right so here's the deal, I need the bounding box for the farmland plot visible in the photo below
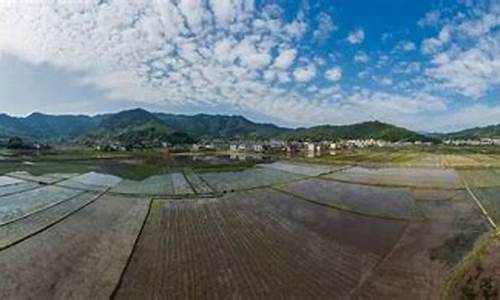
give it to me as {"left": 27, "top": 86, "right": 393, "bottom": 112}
{"left": 469, "top": 187, "right": 500, "bottom": 224}
{"left": 459, "top": 169, "right": 500, "bottom": 224}
{"left": 411, "top": 188, "right": 463, "bottom": 202}
{"left": 6, "top": 171, "right": 76, "bottom": 184}
{"left": 442, "top": 155, "right": 482, "bottom": 168}
{"left": 57, "top": 172, "right": 122, "bottom": 192}
{"left": 0, "top": 191, "right": 101, "bottom": 249}
{"left": 0, "top": 194, "right": 149, "bottom": 299}
{"left": 0, "top": 186, "right": 83, "bottom": 225}
{"left": 351, "top": 192, "right": 488, "bottom": 299}
{"left": 183, "top": 170, "right": 214, "bottom": 194}
{"left": 0, "top": 176, "right": 23, "bottom": 187}
{"left": 0, "top": 181, "right": 40, "bottom": 197}
{"left": 111, "top": 174, "right": 174, "bottom": 195}
{"left": 171, "top": 172, "right": 194, "bottom": 195}
{"left": 326, "top": 166, "right": 462, "bottom": 189}
{"left": 458, "top": 169, "right": 500, "bottom": 188}
{"left": 115, "top": 189, "right": 407, "bottom": 298}
{"left": 200, "top": 168, "right": 304, "bottom": 192}
{"left": 259, "top": 161, "right": 335, "bottom": 176}
{"left": 279, "top": 178, "right": 414, "bottom": 220}
{"left": 234, "top": 188, "right": 408, "bottom": 256}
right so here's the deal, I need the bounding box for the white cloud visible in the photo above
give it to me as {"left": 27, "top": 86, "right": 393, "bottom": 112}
{"left": 273, "top": 48, "right": 297, "bottom": 69}
{"left": 293, "top": 64, "right": 316, "bottom": 82}
{"left": 325, "top": 66, "right": 342, "bottom": 81}
{"left": 0, "top": 1, "right": 483, "bottom": 131}
{"left": 421, "top": 25, "right": 451, "bottom": 54}
{"left": 347, "top": 28, "right": 365, "bottom": 44}
{"left": 313, "top": 13, "right": 337, "bottom": 41}
{"left": 426, "top": 46, "right": 500, "bottom": 98}
{"left": 395, "top": 40, "right": 416, "bottom": 52}
{"left": 233, "top": 38, "right": 272, "bottom": 69}
{"left": 283, "top": 18, "right": 307, "bottom": 38}
{"left": 431, "top": 104, "right": 500, "bottom": 132}
{"left": 178, "top": 0, "right": 207, "bottom": 34}
{"left": 354, "top": 51, "right": 370, "bottom": 63}
{"left": 423, "top": 4, "right": 500, "bottom": 98}
{"left": 379, "top": 78, "right": 393, "bottom": 86}
{"left": 393, "top": 61, "right": 421, "bottom": 74}
{"left": 418, "top": 10, "right": 441, "bottom": 27}
{"left": 210, "top": 0, "right": 236, "bottom": 27}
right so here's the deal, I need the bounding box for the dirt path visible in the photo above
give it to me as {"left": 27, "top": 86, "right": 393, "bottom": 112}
{"left": 463, "top": 182, "right": 500, "bottom": 240}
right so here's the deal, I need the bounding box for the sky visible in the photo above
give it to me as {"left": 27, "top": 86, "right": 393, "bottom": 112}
{"left": 0, "top": 0, "right": 499, "bottom": 132}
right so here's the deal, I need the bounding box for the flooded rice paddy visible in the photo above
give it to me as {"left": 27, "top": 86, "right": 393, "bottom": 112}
{"left": 0, "top": 161, "right": 498, "bottom": 299}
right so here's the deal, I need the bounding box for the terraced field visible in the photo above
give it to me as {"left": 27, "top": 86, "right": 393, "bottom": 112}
{"left": 0, "top": 161, "right": 497, "bottom": 299}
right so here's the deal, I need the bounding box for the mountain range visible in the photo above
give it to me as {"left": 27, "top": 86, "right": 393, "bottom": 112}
{"left": 0, "top": 108, "right": 495, "bottom": 145}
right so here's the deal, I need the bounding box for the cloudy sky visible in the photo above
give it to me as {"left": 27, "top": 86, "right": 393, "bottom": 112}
{"left": 0, "top": 0, "right": 499, "bottom": 132}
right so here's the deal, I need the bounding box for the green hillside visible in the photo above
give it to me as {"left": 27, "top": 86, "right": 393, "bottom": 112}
{"left": 281, "top": 121, "right": 435, "bottom": 142}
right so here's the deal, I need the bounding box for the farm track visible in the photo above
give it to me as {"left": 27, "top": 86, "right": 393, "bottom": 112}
{"left": 0, "top": 194, "right": 150, "bottom": 299}
{"left": 463, "top": 182, "right": 500, "bottom": 239}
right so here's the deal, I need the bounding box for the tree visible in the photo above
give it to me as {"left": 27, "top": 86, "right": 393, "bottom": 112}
{"left": 7, "top": 137, "right": 24, "bottom": 149}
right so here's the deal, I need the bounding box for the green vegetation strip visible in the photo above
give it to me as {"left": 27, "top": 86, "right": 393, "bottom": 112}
{"left": 270, "top": 186, "right": 409, "bottom": 222}
{"left": 441, "top": 236, "right": 493, "bottom": 300}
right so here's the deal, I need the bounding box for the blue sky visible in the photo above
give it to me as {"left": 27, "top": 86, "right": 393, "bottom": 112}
{"left": 0, "top": 0, "right": 499, "bottom": 132}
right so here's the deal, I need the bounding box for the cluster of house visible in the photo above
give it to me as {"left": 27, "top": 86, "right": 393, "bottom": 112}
{"left": 91, "top": 138, "right": 435, "bottom": 153}
{"left": 443, "top": 138, "right": 500, "bottom": 146}
{"left": 210, "top": 138, "right": 433, "bottom": 155}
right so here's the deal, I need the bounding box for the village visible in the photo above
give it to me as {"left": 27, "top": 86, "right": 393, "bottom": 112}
{"left": 195, "top": 138, "right": 434, "bottom": 156}
{"left": 443, "top": 138, "right": 500, "bottom": 146}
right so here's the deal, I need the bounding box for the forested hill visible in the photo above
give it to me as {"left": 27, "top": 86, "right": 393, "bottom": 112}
{"left": 280, "top": 121, "right": 434, "bottom": 142}
{"left": 0, "top": 109, "right": 435, "bottom": 143}
{"left": 441, "top": 124, "right": 500, "bottom": 139}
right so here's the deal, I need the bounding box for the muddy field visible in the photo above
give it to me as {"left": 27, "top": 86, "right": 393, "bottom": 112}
{"left": 114, "top": 190, "right": 404, "bottom": 298}
{"left": 0, "top": 161, "right": 497, "bottom": 299}
{"left": 352, "top": 192, "right": 488, "bottom": 299}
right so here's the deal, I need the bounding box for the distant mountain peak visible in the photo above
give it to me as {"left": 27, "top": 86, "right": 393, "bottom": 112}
{"left": 0, "top": 108, "right": 439, "bottom": 143}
